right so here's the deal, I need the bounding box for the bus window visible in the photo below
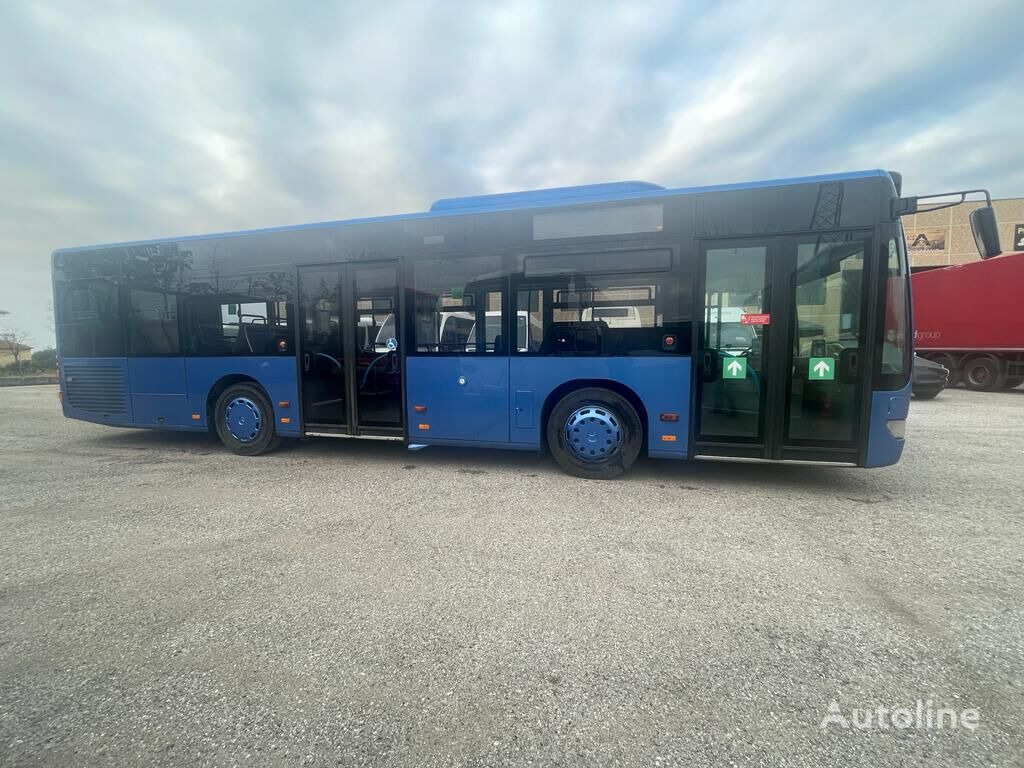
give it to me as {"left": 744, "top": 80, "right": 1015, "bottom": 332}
{"left": 128, "top": 288, "right": 180, "bottom": 355}
{"left": 465, "top": 310, "right": 531, "bottom": 352}
{"left": 581, "top": 306, "right": 642, "bottom": 328}
{"left": 880, "top": 237, "right": 910, "bottom": 385}
{"left": 515, "top": 276, "right": 681, "bottom": 355}
{"left": 374, "top": 313, "right": 396, "bottom": 350}
{"left": 412, "top": 255, "right": 503, "bottom": 353}
{"left": 439, "top": 313, "right": 474, "bottom": 351}
{"left": 55, "top": 278, "right": 124, "bottom": 357}
{"left": 708, "top": 322, "right": 756, "bottom": 351}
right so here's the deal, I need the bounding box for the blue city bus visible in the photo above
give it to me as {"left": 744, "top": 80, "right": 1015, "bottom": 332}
{"left": 51, "top": 170, "right": 1000, "bottom": 478}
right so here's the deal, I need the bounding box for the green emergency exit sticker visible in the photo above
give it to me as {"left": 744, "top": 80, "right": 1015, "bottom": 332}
{"left": 722, "top": 357, "right": 747, "bottom": 379}
{"left": 809, "top": 357, "right": 835, "bottom": 380}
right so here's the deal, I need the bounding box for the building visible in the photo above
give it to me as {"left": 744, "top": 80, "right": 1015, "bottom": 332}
{"left": 903, "top": 197, "right": 1024, "bottom": 271}
{"left": 0, "top": 340, "right": 33, "bottom": 365}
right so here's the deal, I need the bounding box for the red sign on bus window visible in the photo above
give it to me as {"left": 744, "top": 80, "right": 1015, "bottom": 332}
{"left": 740, "top": 313, "right": 771, "bottom": 325}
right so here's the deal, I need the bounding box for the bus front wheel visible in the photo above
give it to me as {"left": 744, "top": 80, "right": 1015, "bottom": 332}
{"left": 214, "top": 383, "right": 281, "bottom": 456}
{"left": 547, "top": 388, "right": 642, "bottom": 480}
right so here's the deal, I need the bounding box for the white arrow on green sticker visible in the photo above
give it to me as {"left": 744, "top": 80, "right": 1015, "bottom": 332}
{"left": 809, "top": 357, "right": 834, "bottom": 380}
{"left": 722, "top": 357, "right": 747, "bottom": 379}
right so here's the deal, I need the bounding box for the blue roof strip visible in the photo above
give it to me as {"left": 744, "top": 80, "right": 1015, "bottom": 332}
{"left": 52, "top": 169, "right": 890, "bottom": 255}
{"left": 429, "top": 180, "right": 665, "bottom": 212}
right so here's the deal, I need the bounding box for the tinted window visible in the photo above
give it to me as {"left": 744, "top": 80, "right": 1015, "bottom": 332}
{"left": 516, "top": 273, "right": 690, "bottom": 356}
{"left": 54, "top": 250, "right": 125, "bottom": 358}
{"left": 183, "top": 270, "right": 295, "bottom": 356}
{"left": 55, "top": 278, "right": 125, "bottom": 357}
{"left": 879, "top": 236, "right": 910, "bottom": 387}
{"left": 128, "top": 288, "right": 180, "bottom": 355}
{"left": 412, "top": 255, "right": 505, "bottom": 353}
{"left": 709, "top": 322, "right": 756, "bottom": 350}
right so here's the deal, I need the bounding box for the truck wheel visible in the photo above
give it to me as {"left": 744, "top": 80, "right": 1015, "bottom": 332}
{"left": 214, "top": 383, "right": 281, "bottom": 455}
{"left": 547, "top": 388, "right": 642, "bottom": 480}
{"left": 962, "top": 356, "right": 1002, "bottom": 392}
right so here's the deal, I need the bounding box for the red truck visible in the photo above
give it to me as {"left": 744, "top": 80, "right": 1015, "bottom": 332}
{"left": 912, "top": 250, "right": 1024, "bottom": 391}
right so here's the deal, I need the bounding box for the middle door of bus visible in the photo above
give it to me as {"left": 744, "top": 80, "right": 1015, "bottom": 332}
{"left": 298, "top": 262, "right": 403, "bottom": 438}
{"left": 693, "top": 232, "right": 872, "bottom": 462}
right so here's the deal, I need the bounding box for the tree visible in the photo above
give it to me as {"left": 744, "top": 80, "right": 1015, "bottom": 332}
{"left": 31, "top": 348, "right": 57, "bottom": 371}
{"left": 1, "top": 328, "right": 33, "bottom": 375}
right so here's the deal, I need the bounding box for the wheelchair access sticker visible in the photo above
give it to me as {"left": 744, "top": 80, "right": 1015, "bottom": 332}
{"left": 386, "top": 337, "right": 398, "bottom": 351}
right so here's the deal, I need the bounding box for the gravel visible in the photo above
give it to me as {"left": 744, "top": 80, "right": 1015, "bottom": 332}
{"left": 1, "top": 385, "right": 1022, "bottom": 767}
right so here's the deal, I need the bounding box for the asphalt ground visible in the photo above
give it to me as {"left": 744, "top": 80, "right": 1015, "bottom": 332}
{"left": 1, "top": 385, "right": 1022, "bottom": 767}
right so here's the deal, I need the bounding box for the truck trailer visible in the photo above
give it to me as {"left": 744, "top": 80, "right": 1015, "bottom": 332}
{"left": 912, "top": 250, "right": 1024, "bottom": 391}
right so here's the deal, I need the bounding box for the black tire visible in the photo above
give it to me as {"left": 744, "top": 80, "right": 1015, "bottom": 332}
{"left": 912, "top": 386, "right": 942, "bottom": 400}
{"left": 546, "top": 387, "right": 642, "bottom": 479}
{"left": 213, "top": 383, "right": 281, "bottom": 456}
{"left": 1003, "top": 377, "right": 1024, "bottom": 390}
{"left": 962, "top": 356, "right": 1002, "bottom": 392}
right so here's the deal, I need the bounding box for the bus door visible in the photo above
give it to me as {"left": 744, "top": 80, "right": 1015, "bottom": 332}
{"left": 298, "top": 262, "right": 403, "bottom": 438}
{"left": 694, "top": 232, "right": 871, "bottom": 463}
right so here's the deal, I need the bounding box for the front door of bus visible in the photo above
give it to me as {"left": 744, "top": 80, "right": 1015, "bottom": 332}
{"left": 694, "top": 233, "right": 870, "bottom": 462}
{"left": 298, "top": 263, "right": 403, "bottom": 437}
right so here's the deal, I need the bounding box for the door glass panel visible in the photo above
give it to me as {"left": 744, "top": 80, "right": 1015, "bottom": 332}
{"left": 300, "top": 267, "right": 345, "bottom": 426}
{"left": 786, "top": 236, "right": 865, "bottom": 442}
{"left": 700, "top": 246, "right": 767, "bottom": 441}
{"left": 879, "top": 237, "right": 910, "bottom": 387}
{"left": 354, "top": 266, "right": 402, "bottom": 427}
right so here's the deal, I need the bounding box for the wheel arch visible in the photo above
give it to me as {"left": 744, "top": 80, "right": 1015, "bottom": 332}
{"left": 540, "top": 379, "right": 648, "bottom": 451}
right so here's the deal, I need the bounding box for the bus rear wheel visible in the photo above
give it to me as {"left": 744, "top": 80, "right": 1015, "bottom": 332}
{"left": 547, "top": 388, "right": 642, "bottom": 479}
{"left": 214, "top": 383, "right": 281, "bottom": 456}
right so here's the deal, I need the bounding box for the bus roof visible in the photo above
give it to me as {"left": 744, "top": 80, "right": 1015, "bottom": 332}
{"left": 52, "top": 169, "right": 892, "bottom": 256}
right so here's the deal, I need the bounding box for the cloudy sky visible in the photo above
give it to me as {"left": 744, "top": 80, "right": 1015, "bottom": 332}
{"left": 2, "top": 0, "right": 1023, "bottom": 346}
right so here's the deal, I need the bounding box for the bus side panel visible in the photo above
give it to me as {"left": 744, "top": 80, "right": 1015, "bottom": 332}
{"left": 863, "top": 382, "right": 911, "bottom": 467}
{"left": 508, "top": 356, "right": 691, "bottom": 458}
{"left": 127, "top": 358, "right": 193, "bottom": 428}
{"left": 60, "top": 357, "right": 134, "bottom": 426}
{"left": 184, "top": 357, "right": 301, "bottom": 437}
{"left": 406, "top": 356, "right": 510, "bottom": 443}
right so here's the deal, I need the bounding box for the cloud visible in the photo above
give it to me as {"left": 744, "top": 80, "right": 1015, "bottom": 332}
{"left": 1, "top": 0, "right": 1023, "bottom": 344}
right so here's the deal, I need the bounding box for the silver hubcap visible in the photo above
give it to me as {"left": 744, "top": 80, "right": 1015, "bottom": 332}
{"left": 225, "top": 397, "right": 262, "bottom": 443}
{"left": 565, "top": 406, "right": 622, "bottom": 462}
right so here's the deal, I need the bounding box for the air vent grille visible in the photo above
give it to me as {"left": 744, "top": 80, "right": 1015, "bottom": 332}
{"left": 64, "top": 365, "right": 127, "bottom": 414}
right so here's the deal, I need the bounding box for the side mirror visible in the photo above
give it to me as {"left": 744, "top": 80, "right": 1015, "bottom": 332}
{"left": 969, "top": 206, "right": 1002, "bottom": 260}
